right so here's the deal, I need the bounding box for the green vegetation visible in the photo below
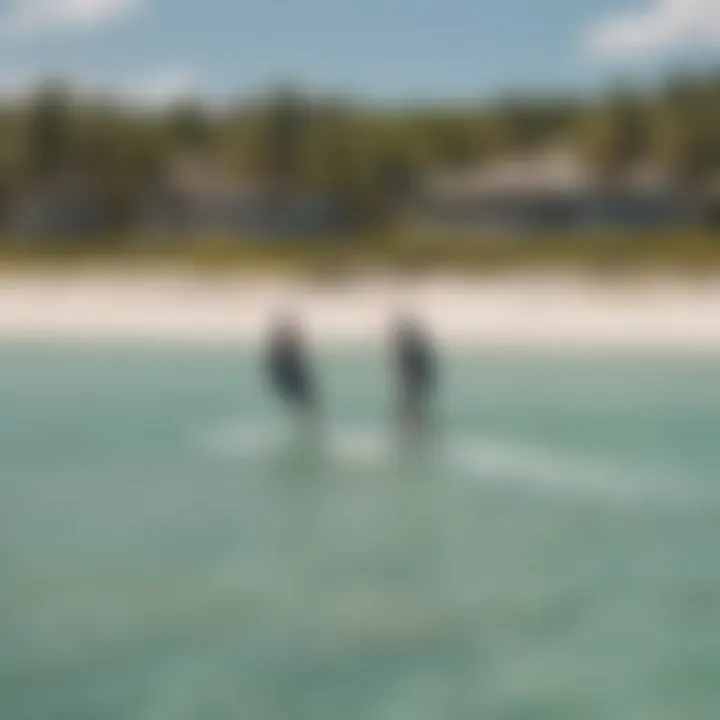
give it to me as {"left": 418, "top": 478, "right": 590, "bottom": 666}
{"left": 0, "top": 71, "right": 719, "bottom": 271}
{"left": 1, "top": 72, "right": 720, "bottom": 221}
{"left": 2, "top": 230, "right": 720, "bottom": 278}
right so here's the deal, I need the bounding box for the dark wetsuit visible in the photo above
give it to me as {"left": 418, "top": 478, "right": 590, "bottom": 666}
{"left": 395, "top": 320, "right": 436, "bottom": 439}
{"left": 266, "top": 323, "right": 315, "bottom": 414}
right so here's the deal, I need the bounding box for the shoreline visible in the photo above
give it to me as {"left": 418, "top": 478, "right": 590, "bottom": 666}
{"left": 1, "top": 270, "right": 720, "bottom": 351}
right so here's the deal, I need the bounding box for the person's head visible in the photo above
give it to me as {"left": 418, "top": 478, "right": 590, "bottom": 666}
{"left": 272, "top": 311, "right": 303, "bottom": 342}
{"left": 392, "top": 310, "right": 423, "bottom": 340}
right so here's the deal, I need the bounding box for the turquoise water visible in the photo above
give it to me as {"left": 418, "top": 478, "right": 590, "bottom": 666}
{"left": 2, "top": 343, "right": 720, "bottom": 719}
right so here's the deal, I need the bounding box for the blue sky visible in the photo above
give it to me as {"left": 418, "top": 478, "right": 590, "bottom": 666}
{"left": 1, "top": 0, "right": 720, "bottom": 104}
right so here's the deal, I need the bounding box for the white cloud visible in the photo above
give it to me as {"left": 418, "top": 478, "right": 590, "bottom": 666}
{"left": 588, "top": 0, "right": 720, "bottom": 59}
{"left": 2, "top": 0, "right": 145, "bottom": 37}
{"left": 0, "top": 66, "right": 199, "bottom": 108}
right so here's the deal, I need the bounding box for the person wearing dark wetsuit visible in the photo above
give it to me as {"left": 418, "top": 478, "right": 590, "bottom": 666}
{"left": 266, "top": 315, "right": 318, "bottom": 429}
{"left": 392, "top": 315, "right": 437, "bottom": 445}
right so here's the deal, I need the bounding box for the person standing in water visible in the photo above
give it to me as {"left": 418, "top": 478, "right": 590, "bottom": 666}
{"left": 265, "top": 313, "right": 319, "bottom": 440}
{"left": 391, "top": 313, "right": 438, "bottom": 447}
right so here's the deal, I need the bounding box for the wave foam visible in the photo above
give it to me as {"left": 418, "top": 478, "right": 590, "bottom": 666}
{"left": 198, "top": 419, "right": 678, "bottom": 502}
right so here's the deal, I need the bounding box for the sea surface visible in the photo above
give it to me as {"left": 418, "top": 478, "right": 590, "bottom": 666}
{"left": 2, "top": 342, "right": 720, "bottom": 719}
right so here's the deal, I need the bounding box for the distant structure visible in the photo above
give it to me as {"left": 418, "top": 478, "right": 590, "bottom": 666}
{"left": 5, "top": 147, "right": 718, "bottom": 244}
{"left": 699, "top": 176, "right": 720, "bottom": 227}
{"left": 403, "top": 146, "right": 694, "bottom": 236}
{"left": 142, "top": 156, "right": 347, "bottom": 240}
{"left": 8, "top": 176, "right": 106, "bottom": 242}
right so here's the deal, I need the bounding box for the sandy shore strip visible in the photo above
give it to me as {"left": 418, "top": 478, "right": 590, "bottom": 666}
{"left": 1, "top": 270, "right": 720, "bottom": 350}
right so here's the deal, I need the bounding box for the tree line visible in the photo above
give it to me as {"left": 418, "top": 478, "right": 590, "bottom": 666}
{"left": 2, "top": 71, "right": 720, "bottom": 234}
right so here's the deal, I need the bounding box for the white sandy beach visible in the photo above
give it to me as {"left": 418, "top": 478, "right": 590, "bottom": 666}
{"left": 1, "top": 270, "right": 720, "bottom": 350}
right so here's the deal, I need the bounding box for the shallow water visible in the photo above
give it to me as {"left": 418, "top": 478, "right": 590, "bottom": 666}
{"left": 2, "top": 343, "right": 720, "bottom": 719}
